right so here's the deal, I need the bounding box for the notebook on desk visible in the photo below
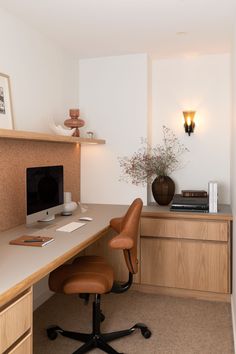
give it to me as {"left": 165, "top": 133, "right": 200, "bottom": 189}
{"left": 10, "top": 235, "right": 54, "bottom": 247}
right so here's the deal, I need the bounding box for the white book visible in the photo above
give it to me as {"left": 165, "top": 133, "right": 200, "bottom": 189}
{"left": 213, "top": 182, "right": 218, "bottom": 213}
{"left": 208, "top": 182, "right": 213, "bottom": 213}
{"left": 208, "top": 181, "right": 218, "bottom": 213}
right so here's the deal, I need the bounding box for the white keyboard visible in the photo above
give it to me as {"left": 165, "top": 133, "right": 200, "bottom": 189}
{"left": 56, "top": 222, "right": 85, "bottom": 233}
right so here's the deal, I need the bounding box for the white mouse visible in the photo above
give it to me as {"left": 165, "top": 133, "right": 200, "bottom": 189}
{"left": 79, "top": 217, "right": 93, "bottom": 221}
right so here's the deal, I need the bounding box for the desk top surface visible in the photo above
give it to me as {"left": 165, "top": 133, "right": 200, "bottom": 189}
{"left": 0, "top": 203, "right": 232, "bottom": 307}
{"left": 0, "top": 204, "right": 127, "bottom": 307}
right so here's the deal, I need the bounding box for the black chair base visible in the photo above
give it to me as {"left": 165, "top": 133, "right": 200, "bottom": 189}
{"left": 47, "top": 294, "right": 151, "bottom": 354}
{"left": 47, "top": 322, "right": 151, "bottom": 354}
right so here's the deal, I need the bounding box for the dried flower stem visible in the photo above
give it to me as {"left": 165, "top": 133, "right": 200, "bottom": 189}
{"left": 119, "top": 126, "right": 189, "bottom": 186}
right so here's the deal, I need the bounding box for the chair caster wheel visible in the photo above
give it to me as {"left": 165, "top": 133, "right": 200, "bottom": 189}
{"left": 141, "top": 327, "right": 152, "bottom": 339}
{"left": 46, "top": 326, "right": 61, "bottom": 340}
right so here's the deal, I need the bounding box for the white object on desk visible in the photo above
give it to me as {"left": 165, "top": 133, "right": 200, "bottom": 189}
{"left": 62, "top": 192, "right": 77, "bottom": 216}
{"left": 56, "top": 222, "right": 85, "bottom": 233}
{"left": 208, "top": 181, "right": 218, "bottom": 213}
{"left": 79, "top": 217, "right": 93, "bottom": 221}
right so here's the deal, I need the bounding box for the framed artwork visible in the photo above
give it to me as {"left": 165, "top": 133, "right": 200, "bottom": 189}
{"left": 0, "top": 73, "right": 14, "bottom": 129}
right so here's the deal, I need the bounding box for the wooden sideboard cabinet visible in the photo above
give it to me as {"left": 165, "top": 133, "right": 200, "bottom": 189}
{"left": 140, "top": 205, "right": 232, "bottom": 301}
{"left": 0, "top": 287, "right": 32, "bottom": 354}
{"left": 85, "top": 205, "right": 232, "bottom": 301}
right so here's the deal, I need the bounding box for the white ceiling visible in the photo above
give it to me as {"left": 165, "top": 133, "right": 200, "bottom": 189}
{"left": 0, "top": 0, "right": 235, "bottom": 59}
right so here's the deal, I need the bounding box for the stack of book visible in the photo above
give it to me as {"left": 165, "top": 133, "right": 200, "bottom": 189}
{"left": 170, "top": 190, "right": 209, "bottom": 212}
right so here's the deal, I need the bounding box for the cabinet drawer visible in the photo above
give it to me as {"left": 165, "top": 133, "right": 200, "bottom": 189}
{"left": 141, "top": 238, "right": 229, "bottom": 293}
{"left": 141, "top": 217, "right": 228, "bottom": 241}
{"left": 8, "top": 333, "right": 32, "bottom": 354}
{"left": 0, "top": 288, "right": 32, "bottom": 353}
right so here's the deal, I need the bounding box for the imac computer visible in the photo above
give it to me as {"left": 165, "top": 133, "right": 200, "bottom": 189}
{"left": 26, "top": 165, "right": 64, "bottom": 224}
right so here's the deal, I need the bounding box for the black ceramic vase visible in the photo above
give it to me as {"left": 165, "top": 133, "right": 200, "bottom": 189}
{"left": 152, "top": 176, "right": 175, "bottom": 205}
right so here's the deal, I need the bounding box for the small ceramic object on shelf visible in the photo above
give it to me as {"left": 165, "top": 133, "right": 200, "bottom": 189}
{"left": 64, "top": 109, "right": 85, "bottom": 137}
{"left": 62, "top": 192, "right": 77, "bottom": 216}
{"left": 49, "top": 121, "right": 76, "bottom": 136}
{"left": 86, "top": 131, "right": 94, "bottom": 139}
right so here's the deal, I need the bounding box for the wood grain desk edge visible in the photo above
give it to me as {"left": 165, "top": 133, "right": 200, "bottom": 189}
{"left": 0, "top": 226, "right": 109, "bottom": 308}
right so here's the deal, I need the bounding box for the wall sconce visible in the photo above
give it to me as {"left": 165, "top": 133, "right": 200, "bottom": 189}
{"left": 183, "top": 111, "right": 195, "bottom": 136}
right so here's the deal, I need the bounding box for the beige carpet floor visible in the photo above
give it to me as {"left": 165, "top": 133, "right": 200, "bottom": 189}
{"left": 33, "top": 290, "right": 234, "bottom": 354}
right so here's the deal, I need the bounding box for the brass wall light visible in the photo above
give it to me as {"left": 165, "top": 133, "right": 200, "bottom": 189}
{"left": 183, "top": 111, "right": 195, "bottom": 136}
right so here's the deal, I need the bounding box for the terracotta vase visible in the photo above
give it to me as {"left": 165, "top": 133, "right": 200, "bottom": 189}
{"left": 64, "top": 109, "right": 85, "bottom": 137}
{"left": 151, "top": 176, "right": 175, "bottom": 206}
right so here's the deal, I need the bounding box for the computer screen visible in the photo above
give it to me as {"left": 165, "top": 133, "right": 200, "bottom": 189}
{"left": 26, "top": 165, "right": 64, "bottom": 223}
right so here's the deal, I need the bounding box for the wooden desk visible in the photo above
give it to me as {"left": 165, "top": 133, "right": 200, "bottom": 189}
{"left": 85, "top": 204, "right": 232, "bottom": 302}
{"left": 139, "top": 204, "right": 232, "bottom": 301}
{"left": 0, "top": 204, "right": 127, "bottom": 354}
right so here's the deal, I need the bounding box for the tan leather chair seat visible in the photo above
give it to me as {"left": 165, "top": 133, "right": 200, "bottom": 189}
{"left": 49, "top": 256, "right": 114, "bottom": 295}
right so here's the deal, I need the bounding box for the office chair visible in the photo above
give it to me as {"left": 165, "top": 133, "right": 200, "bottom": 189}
{"left": 47, "top": 198, "right": 151, "bottom": 354}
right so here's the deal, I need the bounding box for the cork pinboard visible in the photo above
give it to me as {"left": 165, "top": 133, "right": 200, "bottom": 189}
{"left": 0, "top": 138, "right": 80, "bottom": 231}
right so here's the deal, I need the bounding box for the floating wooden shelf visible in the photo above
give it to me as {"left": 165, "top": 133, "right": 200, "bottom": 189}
{"left": 0, "top": 128, "right": 105, "bottom": 145}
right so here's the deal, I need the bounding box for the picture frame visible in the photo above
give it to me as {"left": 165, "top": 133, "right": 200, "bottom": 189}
{"left": 0, "top": 73, "right": 14, "bottom": 129}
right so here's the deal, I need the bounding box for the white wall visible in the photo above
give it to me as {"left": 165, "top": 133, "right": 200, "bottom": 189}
{"left": 0, "top": 6, "right": 79, "bottom": 309}
{"left": 231, "top": 24, "right": 236, "bottom": 350}
{"left": 152, "top": 54, "right": 231, "bottom": 203}
{"left": 79, "top": 54, "right": 148, "bottom": 205}
{"left": 79, "top": 54, "right": 231, "bottom": 205}
{"left": 0, "top": 7, "right": 78, "bottom": 132}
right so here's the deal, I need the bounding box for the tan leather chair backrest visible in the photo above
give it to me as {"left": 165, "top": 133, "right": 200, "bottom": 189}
{"left": 109, "top": 198, "right": 143, "bottom": 274}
